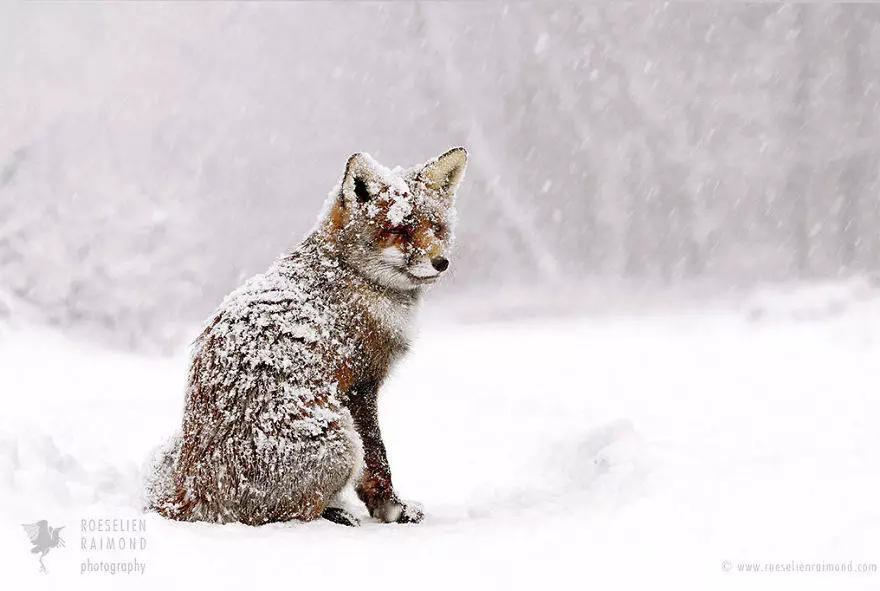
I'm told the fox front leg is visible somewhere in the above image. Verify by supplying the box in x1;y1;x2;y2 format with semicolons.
349;381;424;524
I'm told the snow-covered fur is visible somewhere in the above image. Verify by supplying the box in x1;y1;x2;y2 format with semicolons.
145;148;467;525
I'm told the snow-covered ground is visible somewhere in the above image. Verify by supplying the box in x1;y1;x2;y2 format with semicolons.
2;293;879;589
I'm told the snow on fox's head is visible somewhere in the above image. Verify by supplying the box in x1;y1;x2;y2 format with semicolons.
322;148;467;292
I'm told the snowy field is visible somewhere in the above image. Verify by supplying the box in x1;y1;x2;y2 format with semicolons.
1;289;879;590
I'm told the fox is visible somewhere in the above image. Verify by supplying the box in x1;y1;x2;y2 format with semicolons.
144;147;468;526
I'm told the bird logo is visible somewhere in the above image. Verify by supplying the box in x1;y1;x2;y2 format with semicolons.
22;519;65;573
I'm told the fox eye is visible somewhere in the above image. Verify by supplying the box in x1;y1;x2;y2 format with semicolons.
386;227;409;236
353;177;371;203
432;223;447;238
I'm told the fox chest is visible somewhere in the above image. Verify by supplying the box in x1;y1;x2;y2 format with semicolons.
334;296;415;396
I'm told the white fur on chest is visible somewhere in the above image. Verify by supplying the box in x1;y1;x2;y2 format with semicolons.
364;291;419;344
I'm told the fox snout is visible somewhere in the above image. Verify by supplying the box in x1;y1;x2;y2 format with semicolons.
431;256;449;272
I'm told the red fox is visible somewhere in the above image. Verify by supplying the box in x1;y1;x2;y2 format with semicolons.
145;148;468;526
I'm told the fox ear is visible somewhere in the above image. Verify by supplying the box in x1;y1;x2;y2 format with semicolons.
341;153;375;204
421;147;468;197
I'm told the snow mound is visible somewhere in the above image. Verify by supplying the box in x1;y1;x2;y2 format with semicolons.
466;419;648;519
743;278;878;322
546;418;648;499
0;432;141;510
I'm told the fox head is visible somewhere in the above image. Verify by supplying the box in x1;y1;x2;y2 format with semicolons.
321;148;468;292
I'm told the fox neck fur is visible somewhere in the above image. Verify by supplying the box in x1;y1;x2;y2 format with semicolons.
286;229;418;395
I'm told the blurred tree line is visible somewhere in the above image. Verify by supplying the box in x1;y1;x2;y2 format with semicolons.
0;2;877;349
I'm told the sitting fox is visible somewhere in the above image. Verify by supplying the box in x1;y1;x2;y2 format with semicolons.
145;148;468;526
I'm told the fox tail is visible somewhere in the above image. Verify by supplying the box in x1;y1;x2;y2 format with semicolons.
141;432;182;514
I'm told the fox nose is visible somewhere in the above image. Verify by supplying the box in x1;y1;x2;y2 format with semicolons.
431;256;449;273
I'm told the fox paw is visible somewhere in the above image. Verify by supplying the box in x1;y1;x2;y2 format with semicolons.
321;507;361;527
373;499;424;524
